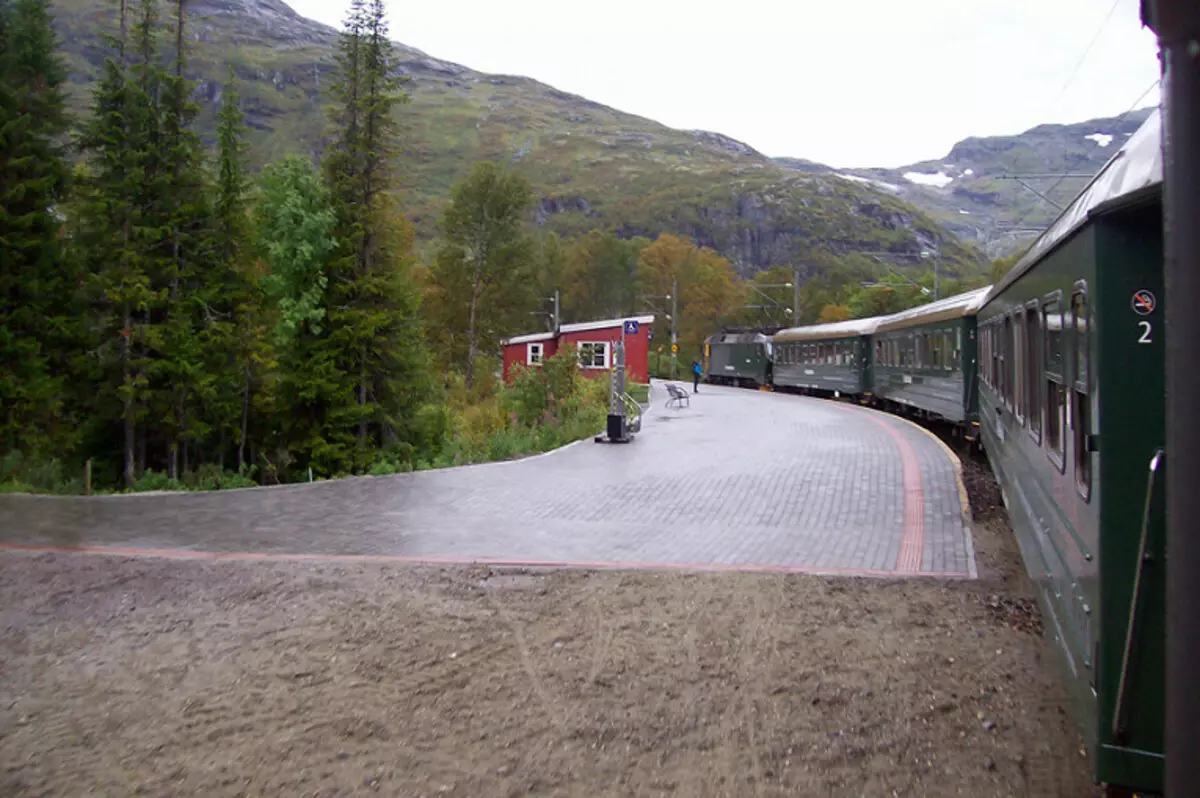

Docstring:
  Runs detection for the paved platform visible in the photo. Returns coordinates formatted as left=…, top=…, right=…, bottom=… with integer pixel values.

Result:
left=0, top=383, right=975, bottom=577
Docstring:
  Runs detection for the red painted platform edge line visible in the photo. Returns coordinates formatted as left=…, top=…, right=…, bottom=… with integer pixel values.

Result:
left=848, top=411, right=926, bottom=574
left=0, top=543, right=970, bottom=579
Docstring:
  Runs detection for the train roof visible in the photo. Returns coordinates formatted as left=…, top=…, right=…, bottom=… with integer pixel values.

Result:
left=705, top=331, right=772, bottom=344
left=773, top=317, right=881, bottom=343
left=992, top=107, right=1163, bottom=297
left=875, top=285, right=993, bottom=332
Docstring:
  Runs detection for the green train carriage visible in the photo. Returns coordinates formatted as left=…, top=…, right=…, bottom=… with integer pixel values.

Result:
left=771, top=318, right=879, bottom=396
left=871, top=286, right=990, bottom=426
left=703, top=331, right=773, bottom=387
left=978, top=109, right=1165, bottom=795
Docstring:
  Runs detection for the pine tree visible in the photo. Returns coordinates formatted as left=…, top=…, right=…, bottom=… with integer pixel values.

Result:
left=213, top=65, right=271, bottom=473
left=0, top=0, right=77, bottom=458
left=76, top=0, right=144, bottom=488
left=323, top=0, right=430, bottom=469
left=154, top=0, right=215, bottom=478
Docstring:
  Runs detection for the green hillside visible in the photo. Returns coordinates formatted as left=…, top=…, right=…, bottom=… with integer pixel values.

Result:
left=51, top=0, right=986, bottom=280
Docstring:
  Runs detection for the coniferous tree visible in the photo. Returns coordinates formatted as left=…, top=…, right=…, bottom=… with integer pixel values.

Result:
left=0, top=0, right=77, bottom=458
left=155, top=0, right=215, bottom=478
left=76, top=0, right=147, bottom=488
left=213, top=65, right=271, bottom=473
left=324, top=0, right=431, bottom=468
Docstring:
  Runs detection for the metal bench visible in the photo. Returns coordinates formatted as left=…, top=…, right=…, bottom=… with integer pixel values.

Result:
left=665, top=383, right=690, bottom=409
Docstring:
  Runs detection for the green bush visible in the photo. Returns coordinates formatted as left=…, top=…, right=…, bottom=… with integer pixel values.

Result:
left=130, top=470, right=187, bottom=493
left=0, top=451, right=82, bottom=494
left=182, top=464, right=259, bottom=491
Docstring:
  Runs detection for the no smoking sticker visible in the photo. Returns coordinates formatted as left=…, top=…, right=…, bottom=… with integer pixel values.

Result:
left=1132, top=290, right=1156, bottom=316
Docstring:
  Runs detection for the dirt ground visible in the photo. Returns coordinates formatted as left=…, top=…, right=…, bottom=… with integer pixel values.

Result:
left=0, top=461, right=1097, bottom=797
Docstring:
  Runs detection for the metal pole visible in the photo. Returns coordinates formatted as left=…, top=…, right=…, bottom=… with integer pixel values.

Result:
left=793, top=270, right=801, bottom=327
left=671, top=278, right=678, bottom=379
left=553, top=289, right=560, bottom=332
left=1150, top=2, right=1200, bottom=795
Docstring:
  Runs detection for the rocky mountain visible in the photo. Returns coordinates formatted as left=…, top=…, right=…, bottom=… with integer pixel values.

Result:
left=777, top=108, right=1156, bottom=258
left=49, top=0, right=985, bottom=280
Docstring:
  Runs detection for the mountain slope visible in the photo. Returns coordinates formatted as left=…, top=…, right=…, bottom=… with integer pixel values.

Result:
left=50, top=0, right=984, bottom=279
left=777, top=108, right=1156, bottom=258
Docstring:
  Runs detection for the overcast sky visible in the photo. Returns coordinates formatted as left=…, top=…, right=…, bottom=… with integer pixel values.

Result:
left=283, top=0, right=1160, bottom=168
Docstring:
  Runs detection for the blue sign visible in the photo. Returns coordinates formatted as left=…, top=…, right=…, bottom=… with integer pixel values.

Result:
left=623, top=320, right=640, bottom=335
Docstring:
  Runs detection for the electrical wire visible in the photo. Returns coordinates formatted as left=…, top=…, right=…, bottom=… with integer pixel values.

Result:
left=1010, top=78, right=1160, bottom=233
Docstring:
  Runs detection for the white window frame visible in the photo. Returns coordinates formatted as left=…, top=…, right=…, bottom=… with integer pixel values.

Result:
left=527, top=342, right=544, bottom=365
left=577, top=341, right=609, bottom=369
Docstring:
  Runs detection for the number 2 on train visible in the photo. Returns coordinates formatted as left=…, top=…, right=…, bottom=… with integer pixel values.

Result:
left=1138, top=321, right=1152, bottom=344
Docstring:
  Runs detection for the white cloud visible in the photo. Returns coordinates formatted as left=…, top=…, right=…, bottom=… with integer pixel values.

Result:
left=1085, top=133, right=1115, bottom=147
left=282, top=0, right=1161, bottom=168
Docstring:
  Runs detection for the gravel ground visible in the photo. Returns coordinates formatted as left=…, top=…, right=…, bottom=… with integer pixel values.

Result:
left=0, top=461, right=1096, bottom=797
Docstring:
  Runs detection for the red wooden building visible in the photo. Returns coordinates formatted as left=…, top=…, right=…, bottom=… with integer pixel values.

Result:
left=501, top=315, right=655, bottom=383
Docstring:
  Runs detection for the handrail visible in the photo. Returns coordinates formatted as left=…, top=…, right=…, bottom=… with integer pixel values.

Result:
left=1112, top=446, right=1164, bottom=742
left=620, top=392, right=643, bottom=431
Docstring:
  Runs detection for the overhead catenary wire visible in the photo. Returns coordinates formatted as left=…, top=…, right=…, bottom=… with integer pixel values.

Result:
left=1037, top=0, right=1123, bottom=122
left=1010, top=78, right=1161, bottom=234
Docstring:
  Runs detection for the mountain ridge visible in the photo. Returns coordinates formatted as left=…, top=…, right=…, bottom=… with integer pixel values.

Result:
left=57, top=0, right=1099, bottom=277
left=775, top=107, right=1156, bottom=257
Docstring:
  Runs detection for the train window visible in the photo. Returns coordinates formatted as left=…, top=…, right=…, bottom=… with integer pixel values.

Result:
left=1044, top=298, right=1065, bottom=470
left=1026, top=303, right=1041, bottom=443
left=955, top=328, right=962, bottom=371
left=990, top=323, right=999, bottom=390
left=993, top=316, right=1003, bottom=408
left=1073, top=285, right=1089, bottom=390
left=1072, top=285, right=1091, bottom=500
left=1014, top=313, right=1025, bottom=425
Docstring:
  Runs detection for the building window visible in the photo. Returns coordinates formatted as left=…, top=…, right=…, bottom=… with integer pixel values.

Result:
left=1025, top=303, right=1041, bottom=442
left=578, top=341, right=608, bottom=369
left=527, top=343, right=543, bottom=365
left=1072, top=284, right=1091, bottom=499
left=1044, top=297, right=1065, bottom=470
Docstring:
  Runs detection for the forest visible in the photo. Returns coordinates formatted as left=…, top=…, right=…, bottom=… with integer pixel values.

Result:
left=0, top=0, right=986, bottom=494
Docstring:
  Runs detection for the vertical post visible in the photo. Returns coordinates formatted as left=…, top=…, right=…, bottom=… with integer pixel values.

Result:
left=84, top=459, right=92, bottom=497
left=670, top=278, right=678, bottom=379
left=1153, top=1, right=1200, bottom=793
left=553, top=289, right=560, bottom=332
left=793, top=269, right=801, bottom=327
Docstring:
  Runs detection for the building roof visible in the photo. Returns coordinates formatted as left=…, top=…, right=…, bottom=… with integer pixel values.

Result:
left=502, top=314, right=656, bottom=346
left=504, top=331, right=556, bottom=345
left=993, top=107, right=1163, bottom=297
left=773, top=317, right=881, bottom=343
left=875, top=285, right=993, bottom=332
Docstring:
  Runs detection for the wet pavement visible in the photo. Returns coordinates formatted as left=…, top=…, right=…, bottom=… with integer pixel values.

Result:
left=0, top=383, right=975, bottom=577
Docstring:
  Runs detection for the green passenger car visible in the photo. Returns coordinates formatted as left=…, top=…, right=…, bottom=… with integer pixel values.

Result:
left=977, top=109, right=1165, bottom=794
left=772, top=318, right=879, bottom=396
left=871, top=286, right=990, bottom=425
left=703, top=331, right=773, bottom=387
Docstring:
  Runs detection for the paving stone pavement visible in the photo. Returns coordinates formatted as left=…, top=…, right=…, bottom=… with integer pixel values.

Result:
left=0, top=383, right=975, bottom=577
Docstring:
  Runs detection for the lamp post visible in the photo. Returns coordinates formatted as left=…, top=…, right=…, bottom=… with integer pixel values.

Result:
left=642, top=281, right=676, bottom=378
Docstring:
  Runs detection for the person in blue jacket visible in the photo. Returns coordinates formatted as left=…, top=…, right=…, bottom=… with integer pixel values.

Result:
left=691, top=359, right=702, bottom=393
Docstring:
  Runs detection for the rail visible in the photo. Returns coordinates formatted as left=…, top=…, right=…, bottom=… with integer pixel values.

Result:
left=1112, top=446, right=1164, bottom=742
left=620, top=392, right=643, bottom=433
